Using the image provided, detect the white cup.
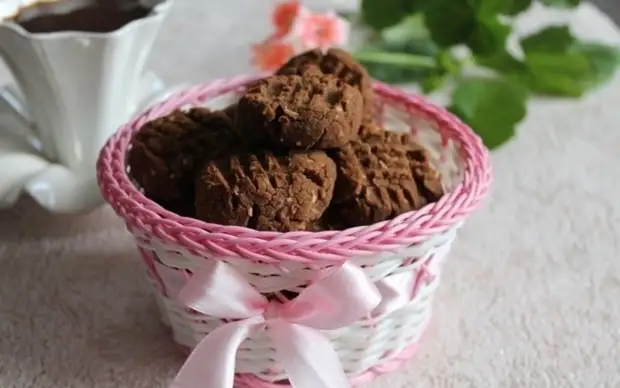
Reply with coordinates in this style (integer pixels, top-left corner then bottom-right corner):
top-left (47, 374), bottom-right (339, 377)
top-left (0, 0), bottom-right (176, 213)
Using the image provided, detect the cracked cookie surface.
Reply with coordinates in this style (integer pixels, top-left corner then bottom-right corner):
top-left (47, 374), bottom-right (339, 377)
top-left (277, 48), bottom-right (375, 123)
top-left (235, 74), bottom-right (363, 149)
top-left (328, 124), bottom-right (444, 227)
top-left (195, 150), bottom-right (337, 232)
top-left (127, 108), bottom-right (241, 206)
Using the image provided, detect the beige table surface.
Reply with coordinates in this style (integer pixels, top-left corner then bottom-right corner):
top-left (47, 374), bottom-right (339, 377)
top-left (1, 1), bottom-right (619, 387)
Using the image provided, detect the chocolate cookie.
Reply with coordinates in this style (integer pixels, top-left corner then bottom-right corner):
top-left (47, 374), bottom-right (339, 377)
top-left (236, 74), bottom-right (363, 149)
top-left (361, 125), bottom-right (444, 201)
top-left (195, 150), bottom-right (337, 232)
top-left (157, 199), bottom-right (197, 218)
top-left (277, 48), bottom-right (375, 122)
top-left (127, 107), bottom-right (241, 205)
top-left (329, 125), bottom-right (443, 227)
top-left (222, 103), bottom-right (237, 121)
top-left (275, 48), bottom-right (324, 76)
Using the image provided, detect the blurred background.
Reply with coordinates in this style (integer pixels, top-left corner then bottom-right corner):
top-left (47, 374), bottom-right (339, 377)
top-left (594, 0), bottom-right (620, 21)
top-left (0, 1), bottom-right (619, 388)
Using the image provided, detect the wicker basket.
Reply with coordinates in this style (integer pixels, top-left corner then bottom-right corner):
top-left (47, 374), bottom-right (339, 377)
top-left (97, 75), bottom-right (492, 388)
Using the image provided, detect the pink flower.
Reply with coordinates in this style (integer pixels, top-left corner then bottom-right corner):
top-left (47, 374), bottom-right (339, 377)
top-left (251, 39), bottom-right (296, 72)
top-left (271, 1), bottom-right (304, 38)
top-left (270, 1), bottom-right (349, 50)
top-left (293, 11), bottom-right (349, 49)
top-left (250, 2), bottom-right (350, 72)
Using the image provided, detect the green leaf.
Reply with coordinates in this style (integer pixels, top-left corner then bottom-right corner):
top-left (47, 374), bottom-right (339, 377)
top-left (421, 73), bottom-right (448, 93)
top-left (360, 62), bottom-right (429, 84)
top-left (522, 52), bottom-right (590, 96)
top-left (518, 72), bottom-right (584, 96)
top-left (471, 0), bottom-right (531, 17)
top-left (424, 1), bottom-right (477, 47)
top-left (424, 0), bottom-right (513, 56)
top-left (420, 51), bottom-right (460, 93)
top-left (571, 42), bottom-right (620, 89)
top-left (355, 50), bottom-right (437, 68)
top-left (354, 40), bottom-right (439, 84)
top-left (470, 0), bottom-right (509, 16)
top-left (438, 50), bottom-right (462, 74)
top-left (502, 0), bottom-right (533, 15)
top-left (540, 0), bottom-right (581, 8)
top-left (381, 14), bottom-right (430, 45)
top-left (470, 0), bottom-right (531, 16)
top-left (520, 46), bottom-right (620, 97)
top-left (448, 77), bottom-right (528, 149)
top-left (526, 52), bottom-right (589, 76)
top-left (519, 27), bottom-right (620, 96)
top-left (468, 16), bottom-right (511, 55)
top-left (361, 0), bottom-right (420, 31)
top-left (476, 50), bottom-right (526, 73)
top-left (521, 26), bottom-right (574, 53)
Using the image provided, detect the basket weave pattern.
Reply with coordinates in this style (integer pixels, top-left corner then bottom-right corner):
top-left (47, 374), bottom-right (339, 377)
top-left (97, 75), bottom-right (491, 387)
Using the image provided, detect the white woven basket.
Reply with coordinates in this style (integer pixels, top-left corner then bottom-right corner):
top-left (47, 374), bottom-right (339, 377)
top-left (97, 76), bottom-right (491, 387)
top-left (142, 228), bottom-right (455, 379)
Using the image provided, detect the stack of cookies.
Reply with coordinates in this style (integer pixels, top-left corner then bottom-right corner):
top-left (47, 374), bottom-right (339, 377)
top-left (127, 48), bottom-right (444, 232)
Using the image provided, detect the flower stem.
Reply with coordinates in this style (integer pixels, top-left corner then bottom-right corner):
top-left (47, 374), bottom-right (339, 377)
top-left (353, 51), bottom-right (437, 69)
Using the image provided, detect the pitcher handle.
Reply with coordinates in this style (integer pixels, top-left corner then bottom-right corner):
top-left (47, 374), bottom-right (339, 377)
top-left (0, 85), bottom-right (42, 151)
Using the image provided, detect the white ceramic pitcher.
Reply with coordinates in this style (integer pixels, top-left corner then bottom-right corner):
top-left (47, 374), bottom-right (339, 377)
top-left (0, 0), bottom-right (176, 213)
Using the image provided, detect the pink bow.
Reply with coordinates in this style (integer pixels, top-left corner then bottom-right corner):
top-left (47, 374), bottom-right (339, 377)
top-left (372, 265), bottom-right (434, 316)
top-left (373, 244), bottom-right (449, 316)
top-left (169, 261), bottom-right (381, 388)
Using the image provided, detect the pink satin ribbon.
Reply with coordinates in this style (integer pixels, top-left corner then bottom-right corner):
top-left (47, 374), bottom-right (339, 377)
top-left (169, 261), bottom-right (382, 388)
top-left (372, 261), bottom-right (435, 316)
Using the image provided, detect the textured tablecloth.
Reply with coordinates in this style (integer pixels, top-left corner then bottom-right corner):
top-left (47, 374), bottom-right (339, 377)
top-left (1, 1), bottom-right (619, 387)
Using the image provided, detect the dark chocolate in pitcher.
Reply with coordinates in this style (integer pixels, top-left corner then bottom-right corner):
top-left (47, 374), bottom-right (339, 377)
top-left (9, 0), bottom-right (160, 33)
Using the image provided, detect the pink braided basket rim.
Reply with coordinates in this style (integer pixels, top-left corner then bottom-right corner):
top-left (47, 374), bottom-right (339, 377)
top-left (97, 75), bottom-right (492, 263)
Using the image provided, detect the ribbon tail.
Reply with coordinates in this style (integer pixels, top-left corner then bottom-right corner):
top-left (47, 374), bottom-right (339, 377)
top-left (269, 321), bottom-right (349, 388)
top-left (170, 319), bottom-right (258, 388)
